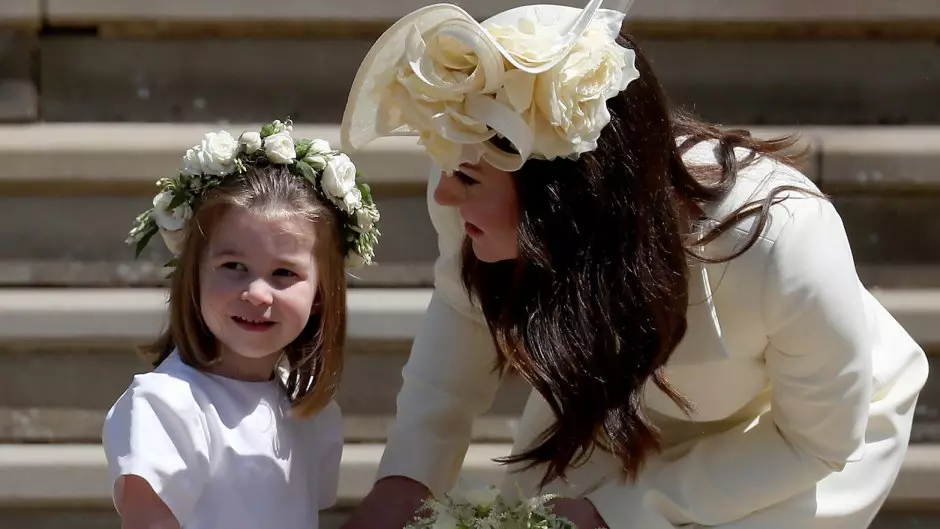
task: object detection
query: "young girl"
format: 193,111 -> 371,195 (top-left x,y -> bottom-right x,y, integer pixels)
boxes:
103,119 -> 381,529
338,1 -> 928,529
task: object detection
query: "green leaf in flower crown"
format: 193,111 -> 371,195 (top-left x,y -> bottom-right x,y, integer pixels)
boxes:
357,182 -> 373,202
164,257 -> 179,268
294,139 -> 313,159
260,124 -> 276,138
167,191 -> 188,210
294,160 -> 318,186
134,225 -> 157,258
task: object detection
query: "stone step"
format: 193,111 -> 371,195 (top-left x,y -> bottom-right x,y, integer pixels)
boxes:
0,288 -> 936,347
44,0 -> 940,25
39,0 -> 940,41
1,507 -> 937,529
0,290 -> 936,444
0,194 -> 936,288
3,124 -> 939,191
0,2 -> 38,28
33,37 -> 940,124
1,443 -> 937,513
0,288 -> 431,343
0,125 -> 938,288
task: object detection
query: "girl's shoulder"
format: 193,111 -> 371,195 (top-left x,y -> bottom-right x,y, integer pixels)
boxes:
104,352 -> 212,434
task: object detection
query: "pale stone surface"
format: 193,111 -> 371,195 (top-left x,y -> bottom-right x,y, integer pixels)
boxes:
0,1 -> 39,23
0,195 -> 438,265
39,38 -> 940,125
0,408 -> 523,443
41,0 -> 940,22
0,287 -> 937,346
831,196 -> 940,266
0,193 -> 936,275
818,127 -> 940,191
0,507 -> 937,529
0,123 -> 427,184
0,345 -> 530,417
0,260 -> 435,288
0,288 -> 433,342
0,443 -> 936,508
0,33 -> 36,121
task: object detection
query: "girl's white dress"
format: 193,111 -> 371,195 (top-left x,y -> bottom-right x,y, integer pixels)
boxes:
102,350 -> 343,529
374,140 -> 930,529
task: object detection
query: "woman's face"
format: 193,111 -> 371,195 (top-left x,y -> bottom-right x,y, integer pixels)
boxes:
433,161 -> 519,262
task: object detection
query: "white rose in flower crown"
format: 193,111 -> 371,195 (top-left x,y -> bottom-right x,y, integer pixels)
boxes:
159,228 -> 187,255
532,22 -> 639,156
239,131 -> 262,154
272,119 -> 293,133
342,188 -> 362,212
180,131 -> 238,176
355,207 -> 378,231
304,154 -> 328,170
309,139 -> 331,154
264,132 -> 296,164
321,153 -> 357,198
180,147 -> 204,177
151,191 -> 192,232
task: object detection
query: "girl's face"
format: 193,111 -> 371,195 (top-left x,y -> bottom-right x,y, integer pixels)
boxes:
433,161 -> 520,262
199,208 -> 319,381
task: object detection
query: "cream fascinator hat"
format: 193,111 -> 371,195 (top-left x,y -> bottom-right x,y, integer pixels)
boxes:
340,0 -> 640,173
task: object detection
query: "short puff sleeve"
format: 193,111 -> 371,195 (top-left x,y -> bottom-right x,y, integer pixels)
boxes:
102,374 -> 211,525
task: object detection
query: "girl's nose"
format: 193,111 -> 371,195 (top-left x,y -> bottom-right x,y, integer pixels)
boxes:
241,278 -> 274,306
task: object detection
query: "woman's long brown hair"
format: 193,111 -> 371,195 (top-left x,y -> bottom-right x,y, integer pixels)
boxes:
143,165 -> 347,418
460,31 -> 815,486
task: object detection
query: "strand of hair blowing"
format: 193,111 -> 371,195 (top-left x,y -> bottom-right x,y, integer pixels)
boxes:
462,31 -> 809,488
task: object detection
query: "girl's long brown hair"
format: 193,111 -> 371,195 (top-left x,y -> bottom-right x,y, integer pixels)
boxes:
460,31 -> 815,486
144,165 -> 347,418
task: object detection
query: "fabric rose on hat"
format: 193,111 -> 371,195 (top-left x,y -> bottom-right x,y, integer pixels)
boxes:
376,24 -> 507,170
531,14 -> 638,158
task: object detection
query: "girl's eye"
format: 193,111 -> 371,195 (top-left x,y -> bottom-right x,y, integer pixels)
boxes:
273,268 -> 297,278
221,262 -> 247,272
454,170 -> 479,186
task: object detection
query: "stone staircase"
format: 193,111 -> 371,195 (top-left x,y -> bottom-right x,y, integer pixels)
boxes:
0,1 -> 938,528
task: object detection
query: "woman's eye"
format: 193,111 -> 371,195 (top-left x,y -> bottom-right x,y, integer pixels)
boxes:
454,170 -> 479,186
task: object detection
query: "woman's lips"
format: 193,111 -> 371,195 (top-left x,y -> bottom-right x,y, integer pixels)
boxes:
465,222 -> 483,237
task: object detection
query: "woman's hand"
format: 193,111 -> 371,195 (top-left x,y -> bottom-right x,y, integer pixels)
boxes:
340,476 -> 431,529
548,497 -> 609,529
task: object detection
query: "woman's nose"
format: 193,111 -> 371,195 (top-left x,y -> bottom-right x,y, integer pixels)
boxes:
242,278 -> 274,306
433,173 -> 463,206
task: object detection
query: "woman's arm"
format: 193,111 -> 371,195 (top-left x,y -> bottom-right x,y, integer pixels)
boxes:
342,168 -> 504,529
584,197 -> 874,529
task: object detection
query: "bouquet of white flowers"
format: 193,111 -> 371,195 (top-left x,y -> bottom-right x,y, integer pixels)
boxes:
405,486 -> 576,529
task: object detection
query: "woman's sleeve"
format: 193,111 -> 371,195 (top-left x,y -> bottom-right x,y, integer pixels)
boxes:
374,166 -> 504,497
102,376 -> 212,526
585,197 -> 874,528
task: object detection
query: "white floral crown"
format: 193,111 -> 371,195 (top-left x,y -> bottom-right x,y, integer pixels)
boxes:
127,119 -> 381,268
341,0 -> 639,173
